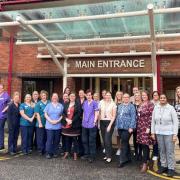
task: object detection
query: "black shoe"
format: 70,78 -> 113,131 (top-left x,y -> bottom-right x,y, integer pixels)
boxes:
39,151 -> 44,156
167,169 -> 175,177
81,155 -> 89,160
157,166 -> 168,174
53,154 -> 58,158
118,163 -> 125,168
134,154 -> 138,161
176,160 -> 180,164
138,155 -> 142,161
88,158 -> 95,163
46,154 -> 52,159
9,152 -> 16,156
0,146 -> 5,150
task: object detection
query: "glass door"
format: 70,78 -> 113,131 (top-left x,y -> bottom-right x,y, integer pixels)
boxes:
120,78 -> 134,96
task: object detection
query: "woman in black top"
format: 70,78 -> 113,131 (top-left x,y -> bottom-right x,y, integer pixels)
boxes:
62,92 -> 82,160
132,91 -> 142,161
7,92 -> 21,155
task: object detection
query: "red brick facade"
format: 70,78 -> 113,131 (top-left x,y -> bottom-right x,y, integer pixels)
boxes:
0,33 -> 180,98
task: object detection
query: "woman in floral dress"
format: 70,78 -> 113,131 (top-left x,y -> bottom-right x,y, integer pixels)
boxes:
137,91 -> 154,173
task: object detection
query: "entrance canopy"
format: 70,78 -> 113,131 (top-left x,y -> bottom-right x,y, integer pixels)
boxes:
0,0 -> 179,44
0,0 -> 180,91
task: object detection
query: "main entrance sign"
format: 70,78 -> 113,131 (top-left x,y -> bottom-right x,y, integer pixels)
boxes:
75,59 -> 145,68
67,57 -> 151,74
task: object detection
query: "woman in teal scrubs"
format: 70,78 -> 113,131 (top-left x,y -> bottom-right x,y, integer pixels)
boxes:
35,90 -> 50,155
19,94 -> 35,155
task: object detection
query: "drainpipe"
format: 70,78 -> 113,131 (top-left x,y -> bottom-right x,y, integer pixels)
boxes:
7,36 -> 14,95
156,55 -> 161,93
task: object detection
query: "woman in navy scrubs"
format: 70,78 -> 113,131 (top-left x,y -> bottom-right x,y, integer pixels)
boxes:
7,92 -> 20,155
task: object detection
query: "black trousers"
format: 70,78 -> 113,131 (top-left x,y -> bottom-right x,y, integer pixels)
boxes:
118,129 -> 131,163
142,144 -> 150,163
82,127 -> 97,158
64,136 -> 78,153
178,128 -> 180,148
100,120 -> 114,158
133,130 -> 142,157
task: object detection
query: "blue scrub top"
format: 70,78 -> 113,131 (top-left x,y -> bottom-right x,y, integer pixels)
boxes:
34,100 -> 50,127
44,102 -> 63,130
19,103 -> 34,126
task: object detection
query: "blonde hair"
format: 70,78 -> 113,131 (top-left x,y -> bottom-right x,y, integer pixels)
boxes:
175,86 -> 180,103
40,90 -> 48,98
134,91 -> 142,103
24,94 -> 34,107
13,91 -> 20,98
115,91 -> 123,104
51,93 -> 59,101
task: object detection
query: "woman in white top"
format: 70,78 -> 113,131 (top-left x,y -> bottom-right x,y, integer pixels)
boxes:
99,91 -> 117,163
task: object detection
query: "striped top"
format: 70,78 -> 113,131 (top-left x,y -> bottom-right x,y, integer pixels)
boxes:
174,103 -> 180,128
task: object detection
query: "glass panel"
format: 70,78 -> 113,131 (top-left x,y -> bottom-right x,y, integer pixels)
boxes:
0,0 -> 179,42
100,78 -> 110,92
155,13 -> 180,34
22,80 -> 36,98
120,78 -> 134,95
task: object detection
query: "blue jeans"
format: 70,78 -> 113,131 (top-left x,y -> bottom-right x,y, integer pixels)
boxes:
36,127 -> 46,153
21,126 -> 34,153
0,118 -> 6,148
46,129 -> 61,155
82,127 -> 97,158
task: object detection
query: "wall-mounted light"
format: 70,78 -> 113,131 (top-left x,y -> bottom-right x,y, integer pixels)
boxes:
104,51 -> 110,54
80,51 -> 86,54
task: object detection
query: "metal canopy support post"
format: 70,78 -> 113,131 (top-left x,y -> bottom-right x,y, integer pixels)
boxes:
15,33 -> 180,45
148,4 -> 157,91
16,16 -> 67,59
63,58 -> 68,91
16,16 -> 68,93
46,45 -> 65,75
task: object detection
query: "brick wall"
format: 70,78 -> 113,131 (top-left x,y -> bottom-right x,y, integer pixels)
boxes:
160,55 -> 180,75
0,33 -> 180,97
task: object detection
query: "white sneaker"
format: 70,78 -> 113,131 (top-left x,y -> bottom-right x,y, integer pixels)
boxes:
152,156 -> 158,161
116,149 -> 121,156
103,149 -> 105,154
106,158 -> 112,163
103,157 -> 107,160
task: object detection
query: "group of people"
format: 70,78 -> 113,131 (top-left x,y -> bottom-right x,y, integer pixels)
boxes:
0,83 -> 180,177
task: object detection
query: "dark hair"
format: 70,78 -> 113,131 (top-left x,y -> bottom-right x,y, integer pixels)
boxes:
86,89 -> 93,95
152,91 -> 160,98
105,91 -> 112,95
142,90 -> 150,100
101,89 -> 107,93
63,87 -> 71,95
79,89 -> 85,93
160,93 -> 168,99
